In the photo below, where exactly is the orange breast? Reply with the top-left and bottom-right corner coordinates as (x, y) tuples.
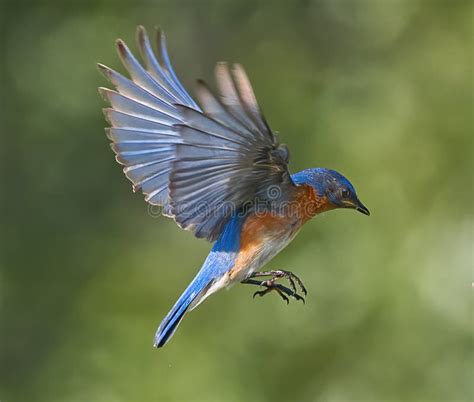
(229, 212), (296, 280)
(293, 184), (334, 223)
(228, 186), (333, 281)
(237, 184), (333, 255)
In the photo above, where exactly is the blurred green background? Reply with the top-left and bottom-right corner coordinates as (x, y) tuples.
(2, 0), (472, 401)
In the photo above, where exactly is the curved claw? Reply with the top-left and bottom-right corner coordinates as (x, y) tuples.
(279, 270), (307, 296)
(247, 269), (308, 297)
(285, 275), (298, 295)
(241, 276), (306, 304)
(290, 273), (307, 295)
(253, 287), (289, 304)
(288, 289), (305, 304)
(274, 283), (305, 303)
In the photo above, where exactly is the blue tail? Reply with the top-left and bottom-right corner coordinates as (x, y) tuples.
(153, 214), (245, 348)
(153, 271), (213, 348)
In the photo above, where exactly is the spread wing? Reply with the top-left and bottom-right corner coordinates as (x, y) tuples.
(99, 26), (295, 241)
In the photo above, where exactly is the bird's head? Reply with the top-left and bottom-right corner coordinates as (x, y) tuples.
(291, 168), (370, 216)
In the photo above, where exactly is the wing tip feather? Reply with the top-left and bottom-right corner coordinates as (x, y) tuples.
(115, 39), (129, 61)
(98, 86), (112, 102)
(97, 63), (113, 80)
(102, 107), (114, 125)
(136, 25), (148, 51)
(136, 25), (146, 36)
(104, 127), (113, 141)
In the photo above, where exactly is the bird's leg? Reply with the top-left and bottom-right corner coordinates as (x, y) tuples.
(241, 272), (306, 303)
(249, 270), (308, 296)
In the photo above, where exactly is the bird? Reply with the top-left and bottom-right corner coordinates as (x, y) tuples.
(98, 26), (370, 348)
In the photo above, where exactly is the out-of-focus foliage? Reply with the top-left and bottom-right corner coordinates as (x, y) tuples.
(1, 1), (472, 401)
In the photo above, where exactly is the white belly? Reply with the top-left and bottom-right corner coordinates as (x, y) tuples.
(191, 220), (301, 310)
(234, 232), (297, 282)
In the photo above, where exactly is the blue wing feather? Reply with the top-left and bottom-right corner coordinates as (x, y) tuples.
(99, 26), (197, 210)
(99, 26), (294, 241)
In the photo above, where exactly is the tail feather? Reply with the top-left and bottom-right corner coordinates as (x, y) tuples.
(154, 214), (244, 348)
(153, 300), (190, 348)
(153, 274), (212, 348)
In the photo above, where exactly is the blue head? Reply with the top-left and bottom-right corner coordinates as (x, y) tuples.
(291, 168), (370, 215)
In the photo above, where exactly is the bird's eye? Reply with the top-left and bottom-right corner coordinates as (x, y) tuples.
(341, 189), (350, 198)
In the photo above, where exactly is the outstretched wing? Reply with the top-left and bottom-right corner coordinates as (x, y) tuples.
(98, 26), (198, 214)
(99, 26), (295, 241)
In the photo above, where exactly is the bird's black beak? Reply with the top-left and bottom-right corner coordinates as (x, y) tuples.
(342, 198), (370, 215)
(354, 199), (370, 216)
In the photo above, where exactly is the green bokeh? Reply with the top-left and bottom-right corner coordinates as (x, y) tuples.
(2, 1), (472, 401)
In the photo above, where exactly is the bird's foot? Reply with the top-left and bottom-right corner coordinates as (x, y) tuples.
(241, 270), (307, 303)
(250, 270), (308, 296)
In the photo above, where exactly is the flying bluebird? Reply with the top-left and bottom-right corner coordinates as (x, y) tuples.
(98, 26), (370, 348)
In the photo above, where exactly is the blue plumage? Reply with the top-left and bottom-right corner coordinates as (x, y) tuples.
(100, 27), (370, 348)
(154, 214), (245, 347)
(292, 168), (369, 214)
